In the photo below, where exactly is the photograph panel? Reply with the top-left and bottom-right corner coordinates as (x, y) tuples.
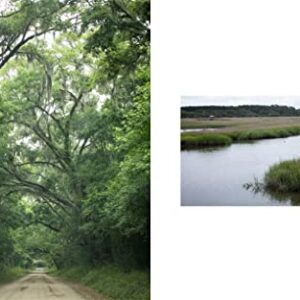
(181, 96), (300, 206)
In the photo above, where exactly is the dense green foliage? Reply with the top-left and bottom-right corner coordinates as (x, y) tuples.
(56, 265), (150, 300)
(181, 126), (300, 149)
(181, 105), (300, 118)
(0, 0), (150, 297)
(0, 0), (80, 68)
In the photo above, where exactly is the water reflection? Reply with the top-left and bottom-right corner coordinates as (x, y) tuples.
(243, 180), (300, 205)
(266, 190), (300, 205)
(184, 145), (231, 153)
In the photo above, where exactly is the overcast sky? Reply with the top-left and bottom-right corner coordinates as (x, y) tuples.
(181, 96), (300, 108)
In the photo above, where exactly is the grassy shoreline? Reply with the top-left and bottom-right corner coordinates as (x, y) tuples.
(181, 126), (300, 149)
(54, 265), (150, 300)
(264, 159), (300, 193)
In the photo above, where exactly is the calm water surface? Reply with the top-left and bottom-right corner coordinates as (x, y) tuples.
(181, 135), (300, 206)
(181, 128), (217, 133)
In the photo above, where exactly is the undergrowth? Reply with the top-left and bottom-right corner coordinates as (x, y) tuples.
(55, 265), (150, 300)
(0, 268), (27, 286)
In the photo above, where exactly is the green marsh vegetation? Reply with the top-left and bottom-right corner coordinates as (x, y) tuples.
(264, 160), (300, 193)
(181, 116), (300, 149)
(0, 0), (149, 298)
(181, 126), (300, 149)
(244, 160), (300, 203)
(181, 133), (232, 148)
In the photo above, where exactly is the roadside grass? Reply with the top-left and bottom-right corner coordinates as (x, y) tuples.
(54, 265), (150, 300)
(264, 159), (300, 193)
(0, 268), (27, 286)
(181, 126), (300, 148)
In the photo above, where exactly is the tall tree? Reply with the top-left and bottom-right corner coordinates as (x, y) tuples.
(0, 0), (150, 271)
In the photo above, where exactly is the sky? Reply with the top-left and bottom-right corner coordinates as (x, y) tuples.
(0, 1), (11, 12)
(181, 96), (300, 108)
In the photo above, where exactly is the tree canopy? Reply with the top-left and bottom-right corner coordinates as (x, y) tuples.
(0, 0), (150, 271)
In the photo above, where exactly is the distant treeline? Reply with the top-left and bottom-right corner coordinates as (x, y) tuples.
(181, 105), (300, 118)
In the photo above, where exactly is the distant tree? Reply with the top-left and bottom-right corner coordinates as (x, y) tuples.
(181, 105), (300, 118)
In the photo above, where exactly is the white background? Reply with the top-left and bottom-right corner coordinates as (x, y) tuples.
(152, 0), (300, 299)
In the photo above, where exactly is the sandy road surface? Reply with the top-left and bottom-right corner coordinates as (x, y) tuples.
(0, 271), (87, 300)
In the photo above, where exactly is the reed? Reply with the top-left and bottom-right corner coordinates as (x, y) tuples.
(264, 159), (300, 193)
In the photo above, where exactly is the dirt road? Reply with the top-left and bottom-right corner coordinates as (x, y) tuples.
(0, 270), (88, 300)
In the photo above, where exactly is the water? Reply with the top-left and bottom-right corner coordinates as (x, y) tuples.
(181, 135), (300, 206)
(181, 128), (217, 133)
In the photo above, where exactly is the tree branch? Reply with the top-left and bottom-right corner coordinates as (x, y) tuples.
(0, 28), (54, 69)
(14, 160), (63, 171)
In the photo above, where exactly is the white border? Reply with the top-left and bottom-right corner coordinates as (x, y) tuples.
(152, 0), (300, 299)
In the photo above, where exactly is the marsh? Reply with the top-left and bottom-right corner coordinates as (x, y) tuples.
(181, 135), (300, 206)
